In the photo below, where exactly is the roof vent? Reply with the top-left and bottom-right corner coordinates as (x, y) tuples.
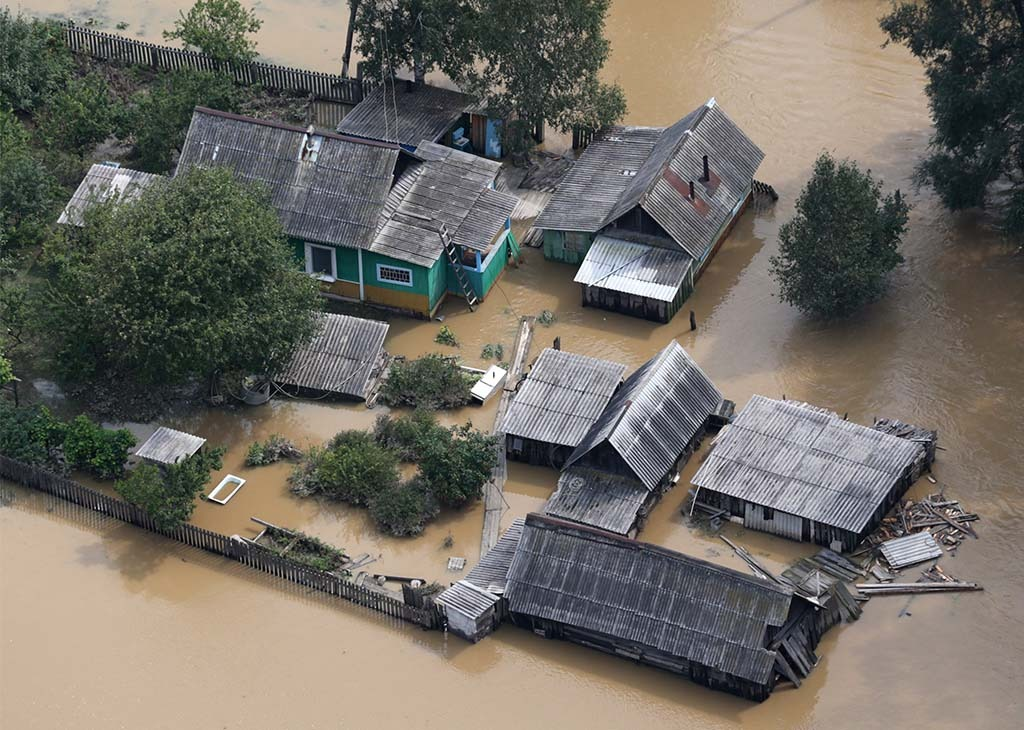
(605, 135), (623, 142)
(621, 169), (637, 177)
(299, 127), (323, 162)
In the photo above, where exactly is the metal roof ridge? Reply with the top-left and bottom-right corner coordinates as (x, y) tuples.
(191, 106), (402, 150)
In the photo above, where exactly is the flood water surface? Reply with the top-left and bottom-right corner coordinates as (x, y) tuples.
(4, 1), (1024, 728)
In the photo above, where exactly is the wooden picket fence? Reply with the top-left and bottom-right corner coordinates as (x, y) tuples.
(62, 24), (373, 105)
(0, 455), (440, 628)
(572, 126), (596, 151)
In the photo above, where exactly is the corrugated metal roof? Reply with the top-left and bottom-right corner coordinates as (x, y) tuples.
(566, 341), (723, 490)
(464, 518), (525, 592)
(135, 426), (206, 465)
(435, 579), (500, 620)
(691, 396), (924, 534)
(543, 467), (649, 535)
(574, 235), (693, 302)
(536, 99), (764, 260)
(535, 126), (662, 232)
(58, 164), (164, 226)
(177, 108), (400, 251)
(275, 313), (389, 399)
(337, 82), (472, 148)
(879, 532), (943, 569)
(500, 349), (626, 448)
(370, 141), (517, 266)
(505, 514), (794, 685)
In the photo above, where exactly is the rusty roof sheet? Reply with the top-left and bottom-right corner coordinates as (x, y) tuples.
(505, 514), (794, 685)
(574, 235), (694, 302)
(58, 164), (164, 226)
(275, 313), (388, 399)
(691, 396), (924, 533)
(500, 349), (627, 448)
(566, 341), (723, 490)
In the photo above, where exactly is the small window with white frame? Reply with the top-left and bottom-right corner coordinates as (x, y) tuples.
(305, 243), (336, 281)
(376, 263), (413, 287)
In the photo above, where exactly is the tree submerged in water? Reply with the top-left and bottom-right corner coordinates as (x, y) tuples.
(164, 0), (263, 65)
(379, 354), (475, 409)
(769, 153), (910, 319)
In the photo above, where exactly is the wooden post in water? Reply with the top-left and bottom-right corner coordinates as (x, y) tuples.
(689, 310), (697, 331)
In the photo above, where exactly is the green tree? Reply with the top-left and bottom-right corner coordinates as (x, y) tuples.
(0, 402), (65, 466)
(458, 0), (626, 154)
(353, 0), (468, 83)
(61, 415), (136, 479)
(164, 0), (263, 64)
(0, 108), (58, 249)
(0, 10), (72, 112)
(881, 1), (1024, 239)
(769, 153), (910, 319)
(417, 422), (497, 507)
(35, 73), (127, 155)
(116, 448), (224, 531)
(379, 354), (475, 409)
(370, 478), (438, 536)
(130, 69), (244, 172)
(47, 166), (321, 387)
(314, 431), (400, 505)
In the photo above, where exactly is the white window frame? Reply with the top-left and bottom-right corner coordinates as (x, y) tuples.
(376, 263), (413, 287)
(305, 243), (336, 282)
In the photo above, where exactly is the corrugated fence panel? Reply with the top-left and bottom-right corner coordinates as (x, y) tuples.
(744, 504), (803, 541)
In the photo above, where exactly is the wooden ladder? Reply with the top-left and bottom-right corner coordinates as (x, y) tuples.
(439, 223), (478, 310)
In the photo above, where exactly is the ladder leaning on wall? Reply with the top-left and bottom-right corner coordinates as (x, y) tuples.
(438, 223), (478, 311)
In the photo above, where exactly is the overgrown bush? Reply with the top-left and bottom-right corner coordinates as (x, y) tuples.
(164, 0), (263, 65)
(0, 401), (65, 467)
(130, 69), (244, 172)
(263, 526), (346, 572)
(379, 354), (475, 409)
(0, 10), (73, 112)
(0, 108), (59, 249)
(244, 434), (300, 466)
(434, 325), (458, 346)
(370, 478), (438, 536)
(480, 343), (504, 360)
(290, 431), (399, 506)
(417, 423), (498, 507)
(373, 410), (437, 461)
(61, 415), (136, 479)
(116, 447), (224, 531)
(35, 73), (128, 155)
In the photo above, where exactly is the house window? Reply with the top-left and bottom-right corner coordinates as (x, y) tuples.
(763, 506), (775, 521)
(305, 243), (335, 281)
(377, 264), (413, 287)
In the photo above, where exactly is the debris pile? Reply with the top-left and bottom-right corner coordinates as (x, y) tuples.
(865, 493), (979, 556)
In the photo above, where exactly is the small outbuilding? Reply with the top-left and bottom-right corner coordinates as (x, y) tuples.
(275, 312), (389, 401)
(135, 427), (206, 466)
(543, 467), (652, 537)
(564, 340), (724, 491)
(691, 395), (936, 551)
(57, 163), (163, 226)
(504, 514), (843, 702)
(500, 348), (626, 468)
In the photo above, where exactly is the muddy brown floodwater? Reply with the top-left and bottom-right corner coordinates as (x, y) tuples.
(4, 1), (1024, 728)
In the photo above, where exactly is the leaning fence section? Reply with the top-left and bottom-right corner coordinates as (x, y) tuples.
(62, 24), (372, 106)
(0, 455), (439, 628)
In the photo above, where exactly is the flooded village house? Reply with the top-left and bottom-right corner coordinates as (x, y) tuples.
(174, 108), (518, 317)
(691, 396), (937, 551)
(535, 98), (764, 323)
(439, 514), (844, 701)
(337, 81), (504, 159)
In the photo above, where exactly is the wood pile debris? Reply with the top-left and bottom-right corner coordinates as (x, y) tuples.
(861, 493), (979, 556)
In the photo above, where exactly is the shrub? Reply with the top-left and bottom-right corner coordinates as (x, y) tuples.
(434, 325), (458, 346)
(537, 309), (556, 326)
(301, 431), (399, 506)
(480, 343), (504, 360)
(0, 402), (64, 467)
(263, 526), (346, 572)
(35, 73), (127, 155)
(117, 448), (224, 531)
(370, 478), (438, 537)
(61, 415), (136, 479)
(130, 69), (244, 172)
(244, 434), (300, 466)
(373, 410), (438, 461)
(417, 422), (498, 508)
(769, 153), (910, 318)
(0, 10), (72, 112)
(0, 108), (59, 249)
(379, 354), (475, 409)
(164, 0), (263, 65)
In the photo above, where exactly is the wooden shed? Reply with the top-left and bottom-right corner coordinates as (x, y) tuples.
(691, 396), (937, 551)
(275, 312), (389, 401)
(564, 340), (724, 492)
(500, 348), (626, 468)
(504, 514), (842, 702)
(135, 427), (206, 466)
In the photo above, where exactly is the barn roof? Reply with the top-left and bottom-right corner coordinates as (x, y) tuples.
(463, 518), (525, 593)
(337, 82), (472, 148)
(275, 313), (389, 399)
(565, 341), (723, 490)
(505, 514), (794, 685)
(536, 99), (764, 259)
(371, 141), (517, 266)
(435, 580), (500, 620)
(574, 235), (694, 302)
(500, 348), (627, 449)
(177, 108), (399, 251)
(58, 164), (164, 226)
(691, 396), (924, 534)
(135, 427), (206, 465)
(543, 467), (650, 535)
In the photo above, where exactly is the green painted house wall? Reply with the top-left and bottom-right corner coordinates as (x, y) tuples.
(543, 229), (594, 265)
(446, 230), (512, 301)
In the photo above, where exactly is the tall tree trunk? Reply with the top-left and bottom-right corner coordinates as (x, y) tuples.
(412, 4), (426, 83)
(1013, 0), (1024, 37)
(341, 0), (362, 78)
